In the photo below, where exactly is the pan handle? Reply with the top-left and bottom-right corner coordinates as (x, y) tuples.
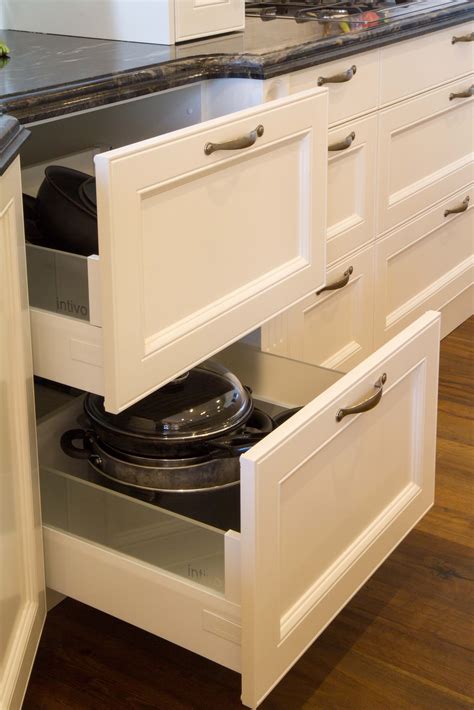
(60, 428), (93, 459)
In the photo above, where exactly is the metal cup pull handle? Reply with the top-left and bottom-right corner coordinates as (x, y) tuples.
(318, 65), (357, 86)
(316, 266), (353, 296)
(452, 32), (474, 44)
(328, 131), (356, 152)
(336, 374), (387, 422)
(449, 85), (474, 100)
(204, 124), (264, 155)
(444, 196), (470, 217)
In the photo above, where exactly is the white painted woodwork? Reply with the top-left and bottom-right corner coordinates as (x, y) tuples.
(262, 246), (375, 372)
(175, 0), (244, 42)
(380, 22), (474, 106)
(37, 313), (440, 708)
(94, 89), (328, 413)
(239, 311), (440, 708)
(327, 114), (377, 264)
(0, 158), (46, 709)
(374, 187), (474, 346)
(289, 51), (379, 127)
(377, 77), (474, 234)
(0, 0), (244, 45)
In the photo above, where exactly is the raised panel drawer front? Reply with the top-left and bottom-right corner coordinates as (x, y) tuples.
(31, 89), (328, 414)
(380, 22), (474, 106)
(239, 311), (440, 708)
(175, 0), (244, 42)
(327, 114), (377, 264)
(263, 246), (375, 371)
(374, 187), (474, 346)
(377, 77), (474, 234)
(289, 51), (379, 127)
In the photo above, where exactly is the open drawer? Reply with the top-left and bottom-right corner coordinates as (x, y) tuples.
(38, 311), (440, 709)
(27, 88), (328, 414)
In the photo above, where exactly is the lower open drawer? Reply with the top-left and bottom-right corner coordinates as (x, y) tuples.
(38, 311), (440, 709)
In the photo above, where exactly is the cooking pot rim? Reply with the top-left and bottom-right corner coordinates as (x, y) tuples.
(89, 456), (240, 494)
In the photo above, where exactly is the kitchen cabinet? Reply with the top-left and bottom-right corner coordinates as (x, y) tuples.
(262, 21), (474, 368)
(1, 20), (470, 709)
(263, 246), (375, 372)
(0, 149), (45, 708)
(37, 311), (439, 710)
(28, 88), (328, 414)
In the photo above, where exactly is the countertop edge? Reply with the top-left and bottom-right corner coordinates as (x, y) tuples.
(2, 5), (473, 125)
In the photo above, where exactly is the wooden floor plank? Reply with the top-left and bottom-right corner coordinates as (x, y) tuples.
(23, 317), (474, 709)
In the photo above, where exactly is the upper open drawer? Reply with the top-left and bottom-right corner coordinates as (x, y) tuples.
(28, 88), (328, 413)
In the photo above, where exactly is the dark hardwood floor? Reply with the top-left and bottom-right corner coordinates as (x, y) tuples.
(23, 317), (474, 710)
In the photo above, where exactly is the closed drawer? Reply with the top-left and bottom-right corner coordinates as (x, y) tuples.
(39, 311), (440, 709)
(263, 245), (375, 371)
(327, 114), (377, 264)
(289, 50), (379, 127)
(380, 22), (474, 106)
(27, 88), (328, 414)
(374, 187), (474, 346)
(377, 77), (474, 234)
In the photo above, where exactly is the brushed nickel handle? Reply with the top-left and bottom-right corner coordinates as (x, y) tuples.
(328, 131), (356, 152)
(204, 124), (264, 155)
(449, 85), (474, 100)
(452, 32), (474, 44)
(316, 266), (353, 296)
(318, 65), (357, 86)
(336, 373), (387, 422)
(444, 196), (470, 217)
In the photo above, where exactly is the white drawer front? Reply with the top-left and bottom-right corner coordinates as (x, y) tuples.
(327, 114), (377, 264)
(380, 22), (474, 106)
(289, 51), (379, 127)
(240, 311), (440, 708)
(374, 187), (474, 345)
(377, 77), (474, 234)
(263, 246), (374, 372)
(175, 0), (244, 42)
(41, 89), (327, 414)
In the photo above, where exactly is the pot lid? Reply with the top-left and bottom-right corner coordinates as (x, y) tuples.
(85, 361), (253, 443)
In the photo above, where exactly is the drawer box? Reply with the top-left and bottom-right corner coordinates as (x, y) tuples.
(0, 0), (245, 45)
(374, 187), (474, 346)
(289, 51), (379, 127)
(38, 311), (440, 709)
(377, 77), (474, 234)
(380, 22), (474, 106)
(27, 88), (329, 414)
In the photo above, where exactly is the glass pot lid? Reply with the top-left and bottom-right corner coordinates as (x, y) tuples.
(85, 360), (253, 443)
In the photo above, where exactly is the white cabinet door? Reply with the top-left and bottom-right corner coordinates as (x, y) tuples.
(262, 246), (374, 371)
(377, 76), (474, 234)
(94, 89), (328, 413)
(327, 114), (377, 264)
(0, 150), (45, 708)
(240, 311), (440, 709)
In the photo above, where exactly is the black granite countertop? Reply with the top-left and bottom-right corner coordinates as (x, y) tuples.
(1, 0), (473, 124)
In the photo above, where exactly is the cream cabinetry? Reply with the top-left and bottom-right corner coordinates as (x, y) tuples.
(264, 246), (375, 372)
(28, 88), (328, 414)
(262, 21), (474, 367)
(0, 150), (45, 707)
(374, 186), (474, 345)
(2, 21), (470, 710)
(37, 312), (440, 709)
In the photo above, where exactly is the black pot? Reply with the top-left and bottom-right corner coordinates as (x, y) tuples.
(36, 166), (98, 256)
